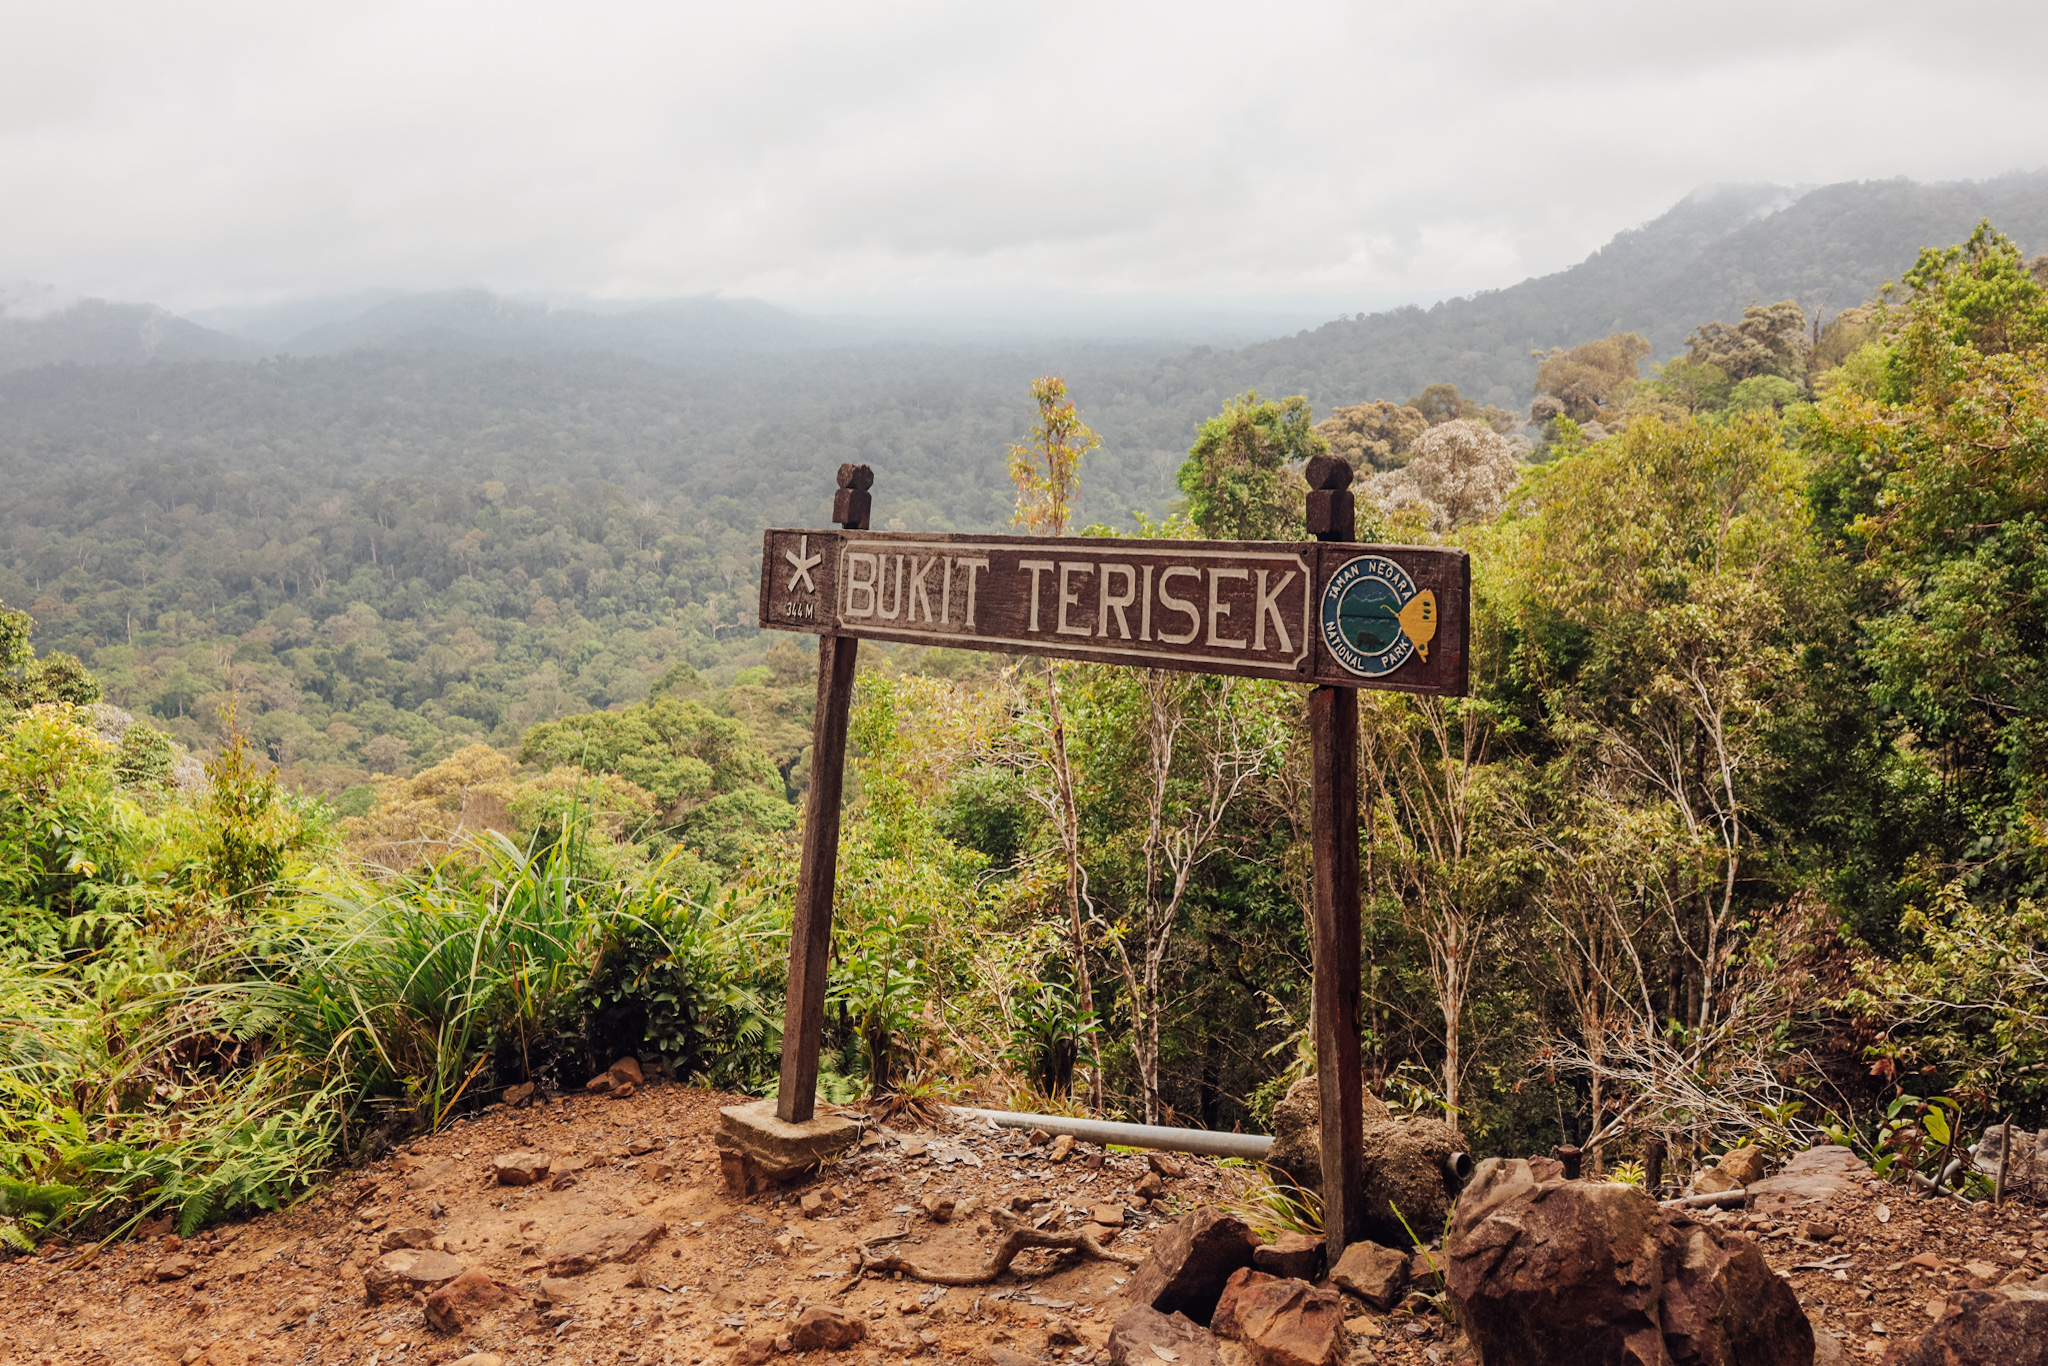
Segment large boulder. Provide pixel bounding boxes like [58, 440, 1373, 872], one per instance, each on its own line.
[1124, 1207, 1260, 1326]
[1882, 1277, 2048, 1365]
[1358, 1115, 1467, 1247]
[1744, 1146, 1870, 1219]
[1661, 1218, 1814, 1366]
[1265, 1076, 1392, 1194]
[1447, 1158, 1813, 1366]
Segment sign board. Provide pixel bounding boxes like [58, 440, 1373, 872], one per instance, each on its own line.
[758, 528, 1469, 695]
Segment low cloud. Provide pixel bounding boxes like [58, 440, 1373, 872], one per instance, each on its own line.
[2, 0, 2044, 312]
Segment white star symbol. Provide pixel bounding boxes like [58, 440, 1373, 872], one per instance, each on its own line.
[785, 535, 823, 593]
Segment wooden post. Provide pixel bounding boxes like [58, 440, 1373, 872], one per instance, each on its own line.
[1305, 455, 1365, 1260]
[775, 463, 872, 1124]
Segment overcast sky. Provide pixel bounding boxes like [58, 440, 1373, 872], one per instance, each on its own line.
[5, 0, 2047, 316]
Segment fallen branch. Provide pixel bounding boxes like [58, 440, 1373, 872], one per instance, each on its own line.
[856, 1211, 1140, 1285]
[1660, 1189, 1745, 1210]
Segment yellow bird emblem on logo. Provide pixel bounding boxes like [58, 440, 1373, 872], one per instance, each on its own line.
[1396, 590, 1438, 662]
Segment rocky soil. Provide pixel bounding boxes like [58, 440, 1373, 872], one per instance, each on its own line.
[1, 1080, 2043, 1366]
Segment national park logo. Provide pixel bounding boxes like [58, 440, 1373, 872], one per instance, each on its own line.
[1320, 554, 1438, 679]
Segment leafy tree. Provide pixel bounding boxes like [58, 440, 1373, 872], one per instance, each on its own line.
[1531, 333, 1651, 422]
[1370, 419, 1526, 530]
[1647, 357, 1733, 416]
[1805, 220, 2048, 882]
[1729, 374, 1803, 414]
[1315, 399, 1428, 471]
[1178, 391, 1325, 541]
[520, 696, 794, 867]
[1008, 376, 1100, 536]
[1684, 300, 1808, 384]
[1406, 383, 1521, 434]
[0, 600, 100, 711]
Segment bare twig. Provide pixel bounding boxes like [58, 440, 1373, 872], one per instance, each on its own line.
[856, 1210, 1139, 1285]
[1995, 1114, 2013, 1208]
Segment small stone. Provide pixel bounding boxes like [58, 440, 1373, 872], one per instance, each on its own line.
[492, 1151, 550, 1186]
[536, 1277, 585, 1304]
[1093, 1205, 1127, 1228]
[182, 1349, 205, 1365]
[1798, 1221, 1841, 1243]
[364, 1248, 466, 1305]
[1082, 1223, 1122, 1244]
[1907, 1251, 1942, 1270]
[380, 1226, 436, 1252]
[608, 1082, 636, 1099]
[1027, 1129, 1052, 1147]
[1083, 1151, 1107, 1170]
[1136, 1172, 1167, 1200]
[424, 1270, 517, 1333]
[1105, 1305, 1222, 1366]
[543, 1216, 665, 1275]
[1148, 1153, 1186, 1179]
[800, 1191, 826, 1218]
[921, 1193, 957, 1223]
[1252, 1233, 1325, 1282]
[503, 1082, 536, 1107]
[1047, 1316, 1083, 1345]
[789, 1305, 867, 1351]
[163, 1234, 184, 1253]
[1050, 1134, 1077, 1163]
[1329, 1241, 1407, 1311]
[154, 1255, 198, 1282]
[956, 1195, 981, 1218]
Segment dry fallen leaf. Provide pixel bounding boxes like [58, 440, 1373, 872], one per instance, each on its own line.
[1150, 1347, 1180, 1362]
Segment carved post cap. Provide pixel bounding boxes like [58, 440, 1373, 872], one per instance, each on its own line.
[832, 464, 873, 530]
[1303, 454, 1353, 491]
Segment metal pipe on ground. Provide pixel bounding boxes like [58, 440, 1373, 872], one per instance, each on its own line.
[948, 1107, 1274, 1162]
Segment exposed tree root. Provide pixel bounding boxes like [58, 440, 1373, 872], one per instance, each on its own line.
[854, 1211, 1141, 1286]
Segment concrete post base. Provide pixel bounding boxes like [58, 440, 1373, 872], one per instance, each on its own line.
[715, 1098, 861, 1196]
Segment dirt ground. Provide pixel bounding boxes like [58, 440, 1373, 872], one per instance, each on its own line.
[1, 1082, 2042, 1366]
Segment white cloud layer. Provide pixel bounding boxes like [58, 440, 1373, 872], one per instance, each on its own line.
[4, 0, 2046, 312]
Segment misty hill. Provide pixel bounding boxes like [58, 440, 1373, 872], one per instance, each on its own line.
[1094, 172, 2048, 432]
[0, 297, 254, 372]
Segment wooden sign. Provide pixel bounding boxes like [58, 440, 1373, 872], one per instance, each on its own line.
[757, 529, 1469, 695]
[762, 458, 1450, 1266]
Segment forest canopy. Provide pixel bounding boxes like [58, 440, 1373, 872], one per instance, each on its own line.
[2, 219, 2046, 1249]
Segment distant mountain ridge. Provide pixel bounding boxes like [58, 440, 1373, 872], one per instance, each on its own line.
[5, 172, 2045, 438]
[0, 297, 255, 371]
[1114, 172, 2048, 422]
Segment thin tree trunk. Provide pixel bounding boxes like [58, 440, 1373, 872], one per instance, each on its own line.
[1042, 660, 1101, 1111]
